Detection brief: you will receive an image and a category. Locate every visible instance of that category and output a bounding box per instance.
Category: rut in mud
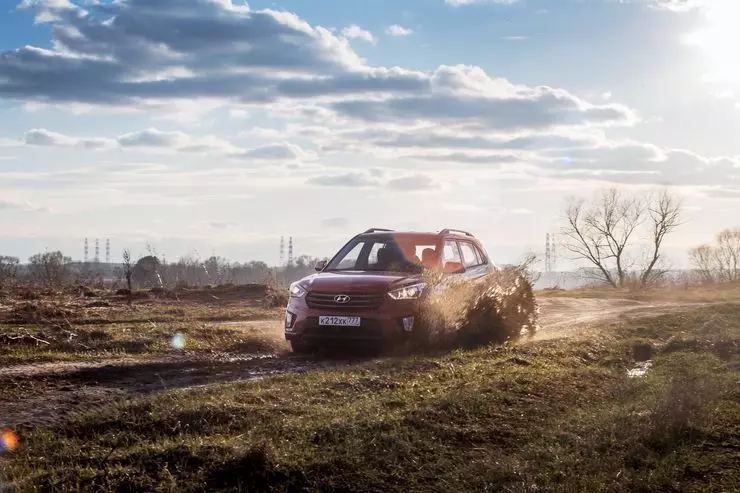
[0,297,708,430]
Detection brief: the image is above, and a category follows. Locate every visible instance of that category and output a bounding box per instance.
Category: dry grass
[0,285,286,364]
[538,280,740,303]
[3,304,738,492]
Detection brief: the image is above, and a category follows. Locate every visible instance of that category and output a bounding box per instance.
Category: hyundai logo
[334,294,351,304]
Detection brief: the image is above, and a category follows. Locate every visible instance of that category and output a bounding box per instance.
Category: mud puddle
[0,352,353,429]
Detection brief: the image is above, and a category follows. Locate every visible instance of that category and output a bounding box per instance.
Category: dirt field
[0,286,712,430]
[1,284,738,492]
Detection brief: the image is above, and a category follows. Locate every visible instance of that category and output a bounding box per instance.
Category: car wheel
[290,339,315,355]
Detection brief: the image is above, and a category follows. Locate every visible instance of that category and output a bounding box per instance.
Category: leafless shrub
[0,255,19,288]
[27,251,72,288]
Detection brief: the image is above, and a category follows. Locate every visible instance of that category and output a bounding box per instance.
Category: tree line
[1,189,738,292]
[0,251,326,290]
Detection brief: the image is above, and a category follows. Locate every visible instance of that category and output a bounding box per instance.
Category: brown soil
[0,296,710,430]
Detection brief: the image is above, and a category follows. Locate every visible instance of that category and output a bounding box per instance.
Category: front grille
[306,291,384,310]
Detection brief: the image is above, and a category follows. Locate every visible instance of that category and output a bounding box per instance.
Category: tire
[290,339,315,355]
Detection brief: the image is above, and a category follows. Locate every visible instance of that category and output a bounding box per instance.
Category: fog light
[402,316,414,332]
[285,311,296,330]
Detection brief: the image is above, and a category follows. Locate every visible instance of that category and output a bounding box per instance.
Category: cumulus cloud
[4,0,734,195]
[0,0,634,135]
[234,142,315,161]
[536,141,740,187]
[24,128,77,147]
[19,127,311,162]
[342,25,377,45]
[329,66,635,130]
[386,25,413,37]
[24,128,117,149]
[117,128,189,148]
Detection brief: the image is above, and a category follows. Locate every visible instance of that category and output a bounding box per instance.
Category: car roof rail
[440,228,474,237]
[363,228,394,234]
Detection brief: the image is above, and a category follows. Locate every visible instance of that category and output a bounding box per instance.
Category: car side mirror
[315,260,328,272]
[443,261,465,274]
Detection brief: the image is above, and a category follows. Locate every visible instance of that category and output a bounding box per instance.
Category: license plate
[319,316,361,327]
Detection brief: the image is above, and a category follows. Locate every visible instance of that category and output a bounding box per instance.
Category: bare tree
[122,249,134,304]
[640,189,683,288]
[689,244,716,282]
[714,228,740,282]
[0,256,19,288]
[690,228,740,282]
[561,187,683,289]
[27,251,72,287]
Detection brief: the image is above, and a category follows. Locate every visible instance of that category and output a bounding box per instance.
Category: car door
[474,243,497,276]
[458,240,488,282]
[436,239,466,290]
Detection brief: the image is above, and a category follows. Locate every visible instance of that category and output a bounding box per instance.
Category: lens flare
[171,333,186,350]
[0,430,19,452]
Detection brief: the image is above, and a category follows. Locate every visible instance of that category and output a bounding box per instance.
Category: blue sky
[0,0,738,267]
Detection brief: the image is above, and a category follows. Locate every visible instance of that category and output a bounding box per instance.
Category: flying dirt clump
[409,267,539,352]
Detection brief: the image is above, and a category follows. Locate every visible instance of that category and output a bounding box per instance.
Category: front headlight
[289,282,307,298]
[387,282,427,300]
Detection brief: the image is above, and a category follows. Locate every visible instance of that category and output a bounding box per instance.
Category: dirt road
[0,297,705,430]
[533,297,708,340]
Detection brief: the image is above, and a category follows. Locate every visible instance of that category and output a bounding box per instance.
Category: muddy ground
[0,294,709,431]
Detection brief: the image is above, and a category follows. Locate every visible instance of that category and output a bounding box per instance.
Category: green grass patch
[3,305,739,492]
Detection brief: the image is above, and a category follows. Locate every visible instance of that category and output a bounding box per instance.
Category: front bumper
[284,294,421,345]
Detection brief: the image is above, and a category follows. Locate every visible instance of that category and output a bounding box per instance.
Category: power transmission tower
[106,239,111,264]
[280,236,285,267]
[545,233,552,273]
[551,233,558,273]
[94,239,100,263]
[84,238,89,264]
[288,237,294,267]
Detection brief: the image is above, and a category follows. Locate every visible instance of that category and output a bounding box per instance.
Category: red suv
[284,228,498,353]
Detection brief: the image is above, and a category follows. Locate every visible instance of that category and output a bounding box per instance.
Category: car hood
[299,271,421,293]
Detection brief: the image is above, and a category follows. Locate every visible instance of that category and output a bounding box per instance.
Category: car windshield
[326,236,441,273]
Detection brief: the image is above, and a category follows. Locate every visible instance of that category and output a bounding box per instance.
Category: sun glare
[685,0,740,84]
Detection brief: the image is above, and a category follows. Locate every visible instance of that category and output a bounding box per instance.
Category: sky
[0,0,738,267]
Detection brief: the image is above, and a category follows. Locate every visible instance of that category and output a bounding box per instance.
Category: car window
[474,244,488,264]
[367,242,387,267]
[327,237,429,273]
[442,241,461,264]
[459,242,479,268]
[336,242,364,269]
